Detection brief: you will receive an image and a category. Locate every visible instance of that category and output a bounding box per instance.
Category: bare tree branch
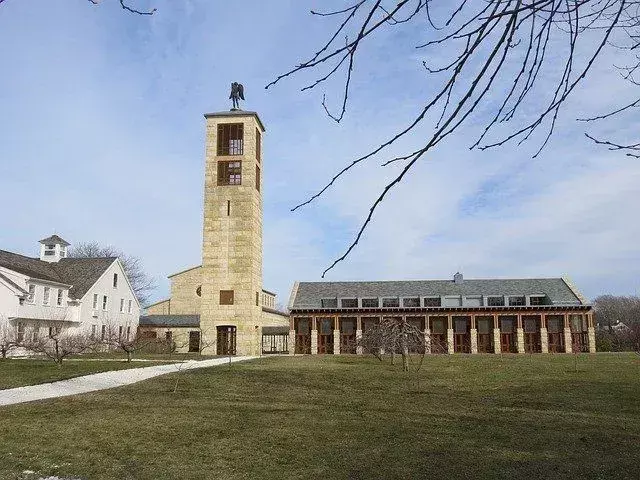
[268,0,640,276]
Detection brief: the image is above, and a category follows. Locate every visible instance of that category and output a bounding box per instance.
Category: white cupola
[39,234,70,263]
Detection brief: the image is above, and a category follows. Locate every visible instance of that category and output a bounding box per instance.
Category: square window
[93,294,98,310]
[424,297,441,307]
[508,296,526,306]
[361,298,379,308]
[113,273,118,288]
[218,161,242,186]
[220,290,234,305]
[341,298,358,308]
[487,296,505,307]
[57,289,63,306]
[217,123,244,155]
[402,297,420,308]
[120,298,125,313]
[382,298,399,308]
[320,298,338,309]
[529,296,546,306]
[102,295,108,311]
[128,300,132,314]
[28,285,36,304]
[43,286,50,306]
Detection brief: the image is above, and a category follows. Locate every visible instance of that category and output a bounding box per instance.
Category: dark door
[547,316,565,353]
[317,317,334,354]
[523,316,541,353]
[429,317,447,354]
[295,318,311,354]
[499,317,517,353]
[453,317,471,353]
[188,330,200,353]
[216,326,237,355]
[340,318,356,354]
[476,317,493,353]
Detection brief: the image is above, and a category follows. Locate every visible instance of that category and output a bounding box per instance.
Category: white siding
[78,259,140,335]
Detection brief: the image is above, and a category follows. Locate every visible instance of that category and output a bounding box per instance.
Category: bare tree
[0,315,18,359]
[359,316,446,372]
[102,321,153,362]
[68,241,156,305]
[21,326,96,365]
[267,1,640,275]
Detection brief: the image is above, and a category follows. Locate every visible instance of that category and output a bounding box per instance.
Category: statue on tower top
[229,82,245,110]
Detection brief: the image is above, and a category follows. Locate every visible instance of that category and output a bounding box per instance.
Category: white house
[0,235,140,348]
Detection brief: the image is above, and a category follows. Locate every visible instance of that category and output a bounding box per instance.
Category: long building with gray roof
[285,272,594,356]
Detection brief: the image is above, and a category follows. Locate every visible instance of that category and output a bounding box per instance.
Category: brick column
[424,328,431,354]
[288,329,296,355]
[333,316,341,355]
[563,313,572,353]
[311,316,318,354]
[447,329,454,354]
[493,315,501,354]
[516,313,525,353]
[470,314,478,354]
[587,313,596,353]
[540,314,548,353]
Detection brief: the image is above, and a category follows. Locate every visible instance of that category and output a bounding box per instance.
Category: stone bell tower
[200,110,265,356]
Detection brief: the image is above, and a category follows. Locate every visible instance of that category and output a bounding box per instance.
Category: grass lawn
[0,359,173,390]
[1,354,639,479]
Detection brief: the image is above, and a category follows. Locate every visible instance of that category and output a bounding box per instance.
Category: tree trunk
[127,350,132,363]
[1,347,6,359]
[401,332,409,372]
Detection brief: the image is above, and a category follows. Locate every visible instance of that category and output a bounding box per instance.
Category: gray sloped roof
[291,278,584,309]
[0,250,64,283]
[52,257,117,300]
[0,272,29,295]
[139,315,200,328]
[39,234,70,246]
[0,249,116,299]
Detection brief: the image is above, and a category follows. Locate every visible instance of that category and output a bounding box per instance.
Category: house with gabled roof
[0,234,140,348]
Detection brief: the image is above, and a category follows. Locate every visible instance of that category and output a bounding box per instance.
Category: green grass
[0,359,172,390]
[1,354,639,479]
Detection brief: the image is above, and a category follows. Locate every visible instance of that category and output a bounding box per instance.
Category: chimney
[453,272,463,285]
[39,234,70,263]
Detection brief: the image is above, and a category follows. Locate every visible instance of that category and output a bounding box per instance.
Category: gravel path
[0,356,257,407]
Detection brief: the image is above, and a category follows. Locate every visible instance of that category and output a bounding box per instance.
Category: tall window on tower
[255,165,260,192]
[218,161,242,185]
[256,128,261,163]
[217,123,244,155]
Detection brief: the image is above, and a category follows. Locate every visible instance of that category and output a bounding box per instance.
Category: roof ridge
[0,249,40,261]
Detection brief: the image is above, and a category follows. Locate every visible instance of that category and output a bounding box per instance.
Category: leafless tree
[69,241,156,305]
[102,321,153,362]
[267,1,640,276]
[21,327,96,365]
[0,0,155,15]
[359,316,446,372]
[594,295,640,351]
[0,315,18,359]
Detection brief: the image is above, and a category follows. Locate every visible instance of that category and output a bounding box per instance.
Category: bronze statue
[230,82,245,110]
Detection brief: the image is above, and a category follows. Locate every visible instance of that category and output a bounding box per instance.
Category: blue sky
[0,0,638,306]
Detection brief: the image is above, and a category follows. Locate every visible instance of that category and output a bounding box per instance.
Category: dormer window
[424,297,441,307]
[341,298,358,308]
[508,296,526,306]
[320,298,338,308]
[382,297,400,308]
[487,296,505,307]
[402,297,420,308]
[529,295,546,306]
[361,298,379,308]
